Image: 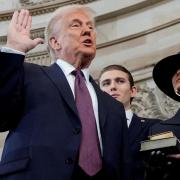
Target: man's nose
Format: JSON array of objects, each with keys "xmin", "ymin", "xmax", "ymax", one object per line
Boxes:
[
  {"xmin": 110, "ymin": 82, "xmax": 117, "ymax": 91},
  {"xmin": 82, "ymin": 26, "xmax": 91, "ymax": 36}
]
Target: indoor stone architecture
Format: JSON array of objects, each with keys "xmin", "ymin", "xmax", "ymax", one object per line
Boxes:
[{"xmin": 0, "ymin": 0, "xmax": 180, "ymax": 155}]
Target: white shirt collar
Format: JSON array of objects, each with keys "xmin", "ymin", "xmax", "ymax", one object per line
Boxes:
[
  {"xmin": 56, "ymin": 59, "xmax": 90, "ymax": 82},
  {"xmin": 125, "ymin": 109, "xmax": 133, "ymax": 121},
  {"xmin": 125, "ymin": 109, "xmax": 133, "ymax": 127}
]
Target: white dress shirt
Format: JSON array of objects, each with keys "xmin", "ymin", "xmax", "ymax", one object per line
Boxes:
[
  {"xmin": 1, "ymin": 47, "xmax": 25, "ymax": 55},
  {"xmin": 125, "ymin": 109, "xmax": 133, "ymax": 128}
]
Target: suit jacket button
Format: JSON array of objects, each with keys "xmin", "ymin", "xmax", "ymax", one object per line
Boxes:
[
  {"xmin": 73, "ymin": 128, "xmax": 80, "ymax": 135},
  {"xmin": 65, "ymin": 158, "xmax": 74, "ymax": 165}
]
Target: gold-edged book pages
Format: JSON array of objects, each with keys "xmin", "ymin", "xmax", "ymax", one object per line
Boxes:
[
  {"xmin": 140, "ymin": 131, "xmax": 180, "ymax": 153},
  {"xmin": 149, "ymin": 131, "xmax": 174, "ymax": 140}
]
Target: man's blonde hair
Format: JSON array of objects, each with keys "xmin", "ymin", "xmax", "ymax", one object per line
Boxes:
[{"xmin": 44, "ymin": 4, "xmax": 96, "ymax": 60}]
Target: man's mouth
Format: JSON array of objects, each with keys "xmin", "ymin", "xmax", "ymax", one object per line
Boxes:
[
  {"xmin": 111, "ymin": 94, "xmax": 119, "ymax": 98},
  {"xmin": 82, "ymin": 39, "xmax": 93, "ymax": 46}
]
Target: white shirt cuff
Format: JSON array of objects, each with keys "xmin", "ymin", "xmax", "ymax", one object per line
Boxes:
[{"xmin": 1, "ymin": 47, "xmax": 25, "ymax": 56}]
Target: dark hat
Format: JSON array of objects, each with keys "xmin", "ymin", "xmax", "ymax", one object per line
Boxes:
[{"xmin": 153, "ymin": 53, "xmax": 180, "ymax": 102}]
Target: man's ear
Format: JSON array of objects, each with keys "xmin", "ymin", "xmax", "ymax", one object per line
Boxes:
[
  {"xmin": 49, "ymin": 36, "xmax": 61, "ymax": 50},
  {"xmin": 131, "ymin": 86, "xmax": 137, "ymax": 98}
]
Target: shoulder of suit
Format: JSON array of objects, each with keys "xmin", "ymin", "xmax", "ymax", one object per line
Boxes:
[
  {"xmin": 134, "ymin": 114, "xmax": 161, "ymax": 124},
  {"xmin": 23, "ymin": 61, "xmax": 48, "ymax": 70}
]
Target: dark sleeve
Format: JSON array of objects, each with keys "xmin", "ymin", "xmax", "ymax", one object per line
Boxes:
[
  {"xmin": 121, "ymin": 109, "xmax": 133, "ymax": 180},
  {"xmin": 0, "ymin": 52, "xmax": 24, "ymax": 132}
]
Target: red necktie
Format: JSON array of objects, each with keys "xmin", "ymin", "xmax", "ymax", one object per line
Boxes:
[{"xmin": 73, "ymin": 70, "xmax": 102, "ymax": 176}]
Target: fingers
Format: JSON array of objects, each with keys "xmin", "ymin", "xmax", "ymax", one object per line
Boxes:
[
  {"xmin": 26, "ymin": 15, "xmax": 32, "ymax": 30},
  {"xmin": 17, "ymin": 9, "xmax": 29, "ymax": 27},
  {"xmin": 33, "ymin": 38, "xmax": 45, "ymax": 47},
  {"xmin": 22, "ymin": 10, "xmax": 30, "ymax": 28},
  {"xmin": 11, "ymin": 11, "xmax": 19, "ymax": 25},
  {"xmin": 11, "ymin": 9, "xmax": 30, "ymax": 32}
]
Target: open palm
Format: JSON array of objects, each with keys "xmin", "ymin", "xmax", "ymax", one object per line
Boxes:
[{"xmin": 6, "ymin": 9, "xmax": 44, "ymax": 53}]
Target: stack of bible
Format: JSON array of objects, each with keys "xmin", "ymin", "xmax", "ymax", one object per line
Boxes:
[{"xmin": 140, "ymin": 131, "xmax": 180, "ymax": 153}]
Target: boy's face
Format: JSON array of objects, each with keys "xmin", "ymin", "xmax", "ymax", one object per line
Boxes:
[{"xmin": 99, "ymin": 70, "xmax": 137, "ymax": 110}]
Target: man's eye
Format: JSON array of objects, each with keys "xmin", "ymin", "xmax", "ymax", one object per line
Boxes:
[
  {"xmin": 72, "ymin": 23, "xmax": 80, "ymax": 27},
  {"xmin": 102, "ymin": 82, "xmax": 110, "ymax": 86},
  {"xmin": 116, "ymin": 79, "xmax": 125, "ymax": 84}
]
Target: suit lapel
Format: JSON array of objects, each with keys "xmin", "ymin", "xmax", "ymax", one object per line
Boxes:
[
  {"xmin": 42, "ymin": 63, "xmax": 78, "ymax": 116},
  {"xmin": 128, "ymin": 114, "xmax": 142, "ymax": 144},
  {"xmin": 90, "ymin": 77, "xmax": 107, "ymax": 129},
  {"xmin": 41, "ymin": 67, "xmax": 107, "ymax": 128}
]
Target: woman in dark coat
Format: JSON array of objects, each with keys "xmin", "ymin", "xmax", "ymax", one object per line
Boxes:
[{"xmin": 145, "ymin": 53, "xmax": 180, "ymax": 180}]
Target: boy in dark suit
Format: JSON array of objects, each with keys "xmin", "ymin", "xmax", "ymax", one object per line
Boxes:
[{"xmin": 98, "ymin": 65, "xmax": 160, "ymax": 180}]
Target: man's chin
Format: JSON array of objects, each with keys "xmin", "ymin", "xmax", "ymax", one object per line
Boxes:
[
  {"xmin": 80, "ymin": 51, "xmax": 95, "ymax": 60},
  {"xmin": 76, "ymin": 53, "xmax": 95, "ymax": 69}
]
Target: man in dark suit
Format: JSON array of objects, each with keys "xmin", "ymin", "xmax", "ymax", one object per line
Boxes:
[
  {"xmin": 98, "ymin": 65, "xmax": 160, "ymax": 180},
  {"xmin": 0, "ymin": 5, "xmax": 132, "ymax": 180},
  {"xmin": 145, "ymin": 53, "xmax": 180, "ymax": 180}
]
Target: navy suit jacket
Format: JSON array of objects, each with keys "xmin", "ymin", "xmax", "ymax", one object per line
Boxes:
[
  {"xmin": 0, "ymin": 52, "xmax": 132, "ymax": 180},
  {"xmin": 128, "ymin": 114, "xmax": 160, "ymax": 180}
]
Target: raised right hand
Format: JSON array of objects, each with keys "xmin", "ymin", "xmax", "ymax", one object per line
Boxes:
[{"xmin": 6, "ymin": 9, "xmax": 44, "ymax": 53}]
